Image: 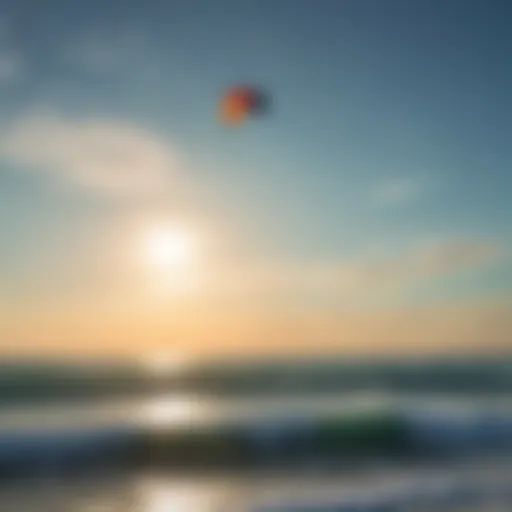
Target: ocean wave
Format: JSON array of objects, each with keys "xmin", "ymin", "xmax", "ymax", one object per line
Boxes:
[{"xmin": 0, "ymin": 393, "xmax": 512, "ymax": 478}]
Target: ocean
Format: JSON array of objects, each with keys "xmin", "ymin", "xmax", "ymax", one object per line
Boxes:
[{"xmin": 1, "ymin": 357, "xmax": 512, "ymax": 511}]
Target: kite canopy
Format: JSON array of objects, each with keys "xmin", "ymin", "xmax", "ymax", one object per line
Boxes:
[{"xmin": 220, "ymin": 86, "xmax": 269, "ymax": 126}]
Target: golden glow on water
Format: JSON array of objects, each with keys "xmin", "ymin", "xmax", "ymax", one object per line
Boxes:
[{"xmin": 142, "ymin": 352, "xmax": 192, "ymax": 377}]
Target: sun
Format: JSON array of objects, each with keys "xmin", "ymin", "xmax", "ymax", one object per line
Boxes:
[
  {"xmin": 145, "ymin": 226, "xmax": 196, "ymax": 271},
  {"xmin": 140, "ymin": 223, "xmax": 202, "ymax": 293}
]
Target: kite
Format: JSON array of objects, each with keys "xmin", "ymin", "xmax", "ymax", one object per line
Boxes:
[{"xmin": 219, "ymin": 85, "xmax": 269, "ymax": 126}]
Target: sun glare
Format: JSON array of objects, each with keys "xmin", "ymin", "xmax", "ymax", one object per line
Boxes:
[
  {"xmin": 141, "ymin": 223, "xmax": 202, "ymax": 293},
  {"xmin": 145, "ymin": 226, "xmax": 196, "ymax": 270}
]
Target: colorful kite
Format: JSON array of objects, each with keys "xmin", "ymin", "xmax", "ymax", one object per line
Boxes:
[{"xmin": 219, "ymin": 86, "xmax": 269, "ymax": 126}]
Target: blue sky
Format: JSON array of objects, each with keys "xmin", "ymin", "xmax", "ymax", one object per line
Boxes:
[{"xmin": 0, "ymin": 0, "xmax": 510, "ymax": 356}]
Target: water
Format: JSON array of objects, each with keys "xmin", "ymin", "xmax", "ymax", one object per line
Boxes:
[
  {"xmin": 2, "ymin": 359, "xmax": 512, "ymax": 510},
  {"xmin": 2, "ymin": 460, "xmax": 512, "ymax": 511}
]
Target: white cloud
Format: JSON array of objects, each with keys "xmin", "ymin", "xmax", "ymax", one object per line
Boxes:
[
  {"xmin": 0, "ymin": 110, "xmax": 177, "ymax": 199},
  {"xmin": 373, "ymin": 176, "xmax": 422, "ymax": 206}
]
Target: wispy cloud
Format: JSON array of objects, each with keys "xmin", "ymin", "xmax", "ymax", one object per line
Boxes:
[
  {"xmin": 332, "ymin": 239, "xmax": 502, "ymax": 291},
  {"xmin": 206, "ymin": 239, "xmax": 503, "ymax": 302},
  {"xmin": 0, "ymin": 15, "xmax": 23, "ymax": 85},
  {"xmin": 62, "ymin": 27, "xmax": 153, "ymax": 75},
  {"xmin": 0, "ymin": 109, "xmax": 177, "ymax": 199},
  {"xmin": 373, "ymin": 176, "xmax": 423, "ymax": 207},
  {"xmin": 0, "ymin": 50, "xmax": 22, "ymax": 83}
]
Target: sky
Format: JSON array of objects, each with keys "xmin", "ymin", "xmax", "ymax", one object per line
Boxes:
[{"xmin": 0, "ymin": 0, "xmax": 510, "ymax": 359}]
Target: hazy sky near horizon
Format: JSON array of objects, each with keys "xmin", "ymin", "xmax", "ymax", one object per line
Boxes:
[{"xmin": 0, "ymin": 0, "xmax": 510, "ymax": 357}]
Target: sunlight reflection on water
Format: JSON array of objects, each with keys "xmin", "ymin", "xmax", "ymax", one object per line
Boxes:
[
  {"xmin": 137, "ymin": 394, "xmax": 211, "ymax": 430},
  {"xmin": 1, "ymin": 460, "xmax": 512, "ymax": 512},
  {"xmin": 138, "ymin": 478, "xmax": 231, "ymax": 512}
]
